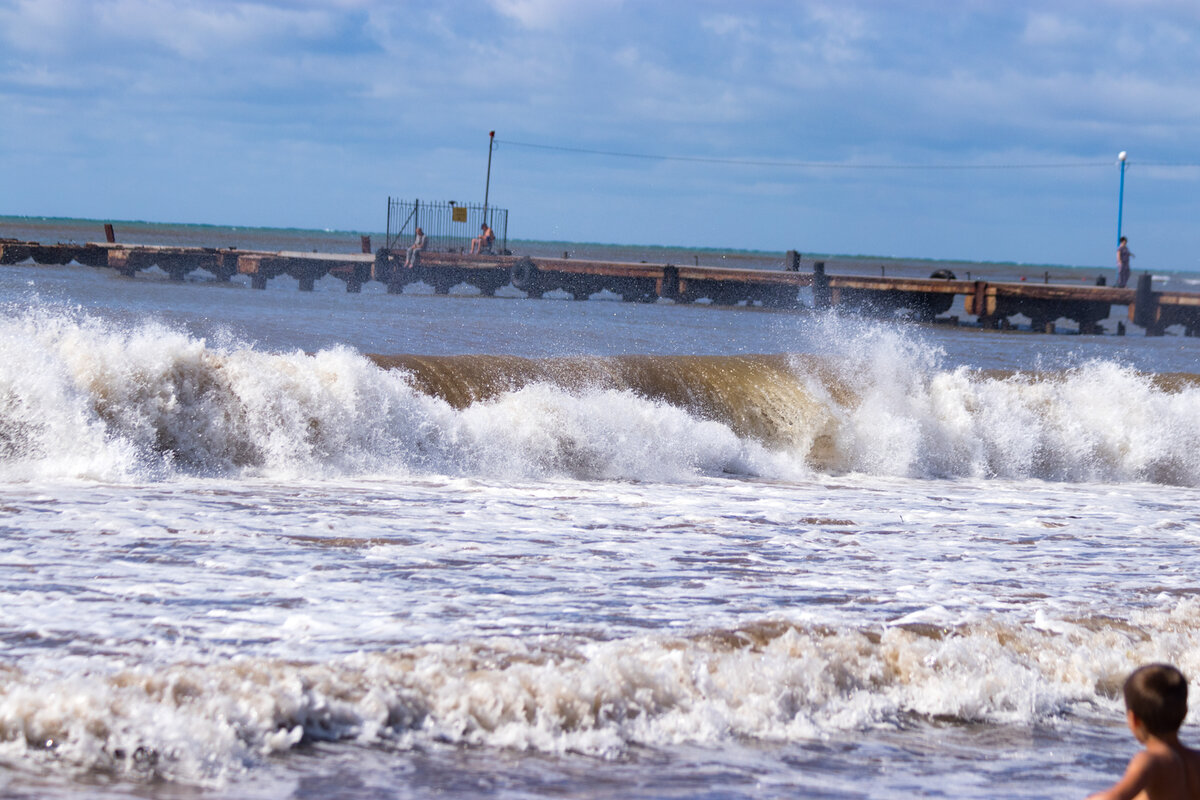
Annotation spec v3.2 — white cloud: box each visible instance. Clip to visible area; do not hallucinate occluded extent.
[0,0,341,59]
[1021,12,1088,46]
[804,2,871,64]
[487,0,621,31]
[701,13,753,39]
[96,1,335,59]
[0,0,86,54]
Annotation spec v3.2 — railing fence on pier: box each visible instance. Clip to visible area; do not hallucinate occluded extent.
[385,198,509,255]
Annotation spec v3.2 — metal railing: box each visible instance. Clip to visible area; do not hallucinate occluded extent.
[385,198,509,255]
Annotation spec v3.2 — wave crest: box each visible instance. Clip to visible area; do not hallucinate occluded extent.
[1,310,1199,484]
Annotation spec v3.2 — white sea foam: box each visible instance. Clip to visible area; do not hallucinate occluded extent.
[798,316,1200,483]
[824,358,1200,483]
[1,309,1198,485]
[2,603,1197,785]
[0,311,804,483]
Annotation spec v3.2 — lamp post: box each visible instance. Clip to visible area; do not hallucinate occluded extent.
[483,131,495,226]
[1116,151,1127,244]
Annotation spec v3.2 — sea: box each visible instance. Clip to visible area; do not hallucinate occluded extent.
[1,216,1199,799]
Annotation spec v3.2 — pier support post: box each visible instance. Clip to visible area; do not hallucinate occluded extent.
[656,265,679,300]
[212,252,237,282]
[812,262,830,309]
[785,250,800,272]
[1133,273,1163,336]
[104,224,115,243]
[0,243,31,264]
[969,280,990,321]
[107,249,138,278]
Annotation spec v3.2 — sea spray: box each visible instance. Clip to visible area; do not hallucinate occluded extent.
[0,311,800,482]
[1,309,1199,485]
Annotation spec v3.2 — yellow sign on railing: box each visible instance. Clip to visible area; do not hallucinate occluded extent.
[451,206,467,222]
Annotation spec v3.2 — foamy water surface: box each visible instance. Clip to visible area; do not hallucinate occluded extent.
[1,247,1199,799]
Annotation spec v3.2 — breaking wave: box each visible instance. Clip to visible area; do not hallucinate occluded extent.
[2,602,1198,784]
[1,309,1199,484]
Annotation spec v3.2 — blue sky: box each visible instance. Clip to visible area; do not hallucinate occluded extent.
[2,1,1198,270]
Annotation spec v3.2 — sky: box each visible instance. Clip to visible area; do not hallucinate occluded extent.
[1,1,1199,270]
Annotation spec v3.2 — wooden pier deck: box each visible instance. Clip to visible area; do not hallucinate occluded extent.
[2,238,1196,336]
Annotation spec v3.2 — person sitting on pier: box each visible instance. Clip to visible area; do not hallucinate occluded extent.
[470,223,494,255]
[404,227,425,268]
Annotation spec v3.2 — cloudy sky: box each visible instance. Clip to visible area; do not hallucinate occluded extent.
[2,1,1198,269]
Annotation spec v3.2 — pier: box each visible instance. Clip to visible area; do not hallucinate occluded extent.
[2,238,1198,336]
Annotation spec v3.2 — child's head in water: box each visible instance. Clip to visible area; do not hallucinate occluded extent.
[1125,664,1188,739]
[1087,664,1200,800]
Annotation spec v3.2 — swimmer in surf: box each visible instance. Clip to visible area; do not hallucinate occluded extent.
[1086,664,1200,800]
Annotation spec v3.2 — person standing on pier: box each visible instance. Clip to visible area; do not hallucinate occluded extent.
[1117,236,1134,288]
[404,227,425,268]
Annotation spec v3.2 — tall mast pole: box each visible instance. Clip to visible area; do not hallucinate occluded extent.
[483,131,495,225]
[1117,151,1127,244]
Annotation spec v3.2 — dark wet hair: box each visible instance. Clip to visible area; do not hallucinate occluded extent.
[1124,664,1188,736]
[1120,236,1128,244]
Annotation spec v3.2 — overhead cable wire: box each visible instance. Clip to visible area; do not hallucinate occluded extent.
[494,138,1117,171]
[1133,160,1200,167]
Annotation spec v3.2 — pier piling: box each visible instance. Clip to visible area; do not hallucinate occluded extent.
[5,238,1199,336]
[812,262,830,309]
[1133,273,1160,335]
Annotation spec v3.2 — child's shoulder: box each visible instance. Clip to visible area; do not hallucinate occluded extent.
[1139,741,1200,800]
[1086,749,1165,800]
[1180,745,1200,799]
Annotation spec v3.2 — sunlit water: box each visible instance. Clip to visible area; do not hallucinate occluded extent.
[1,222,1200,798]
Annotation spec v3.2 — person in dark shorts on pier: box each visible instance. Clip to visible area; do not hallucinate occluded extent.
[470,223,494,255]
[1086,663,1200,800]
[404,227,425,268]
[1117,237,1134,288]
